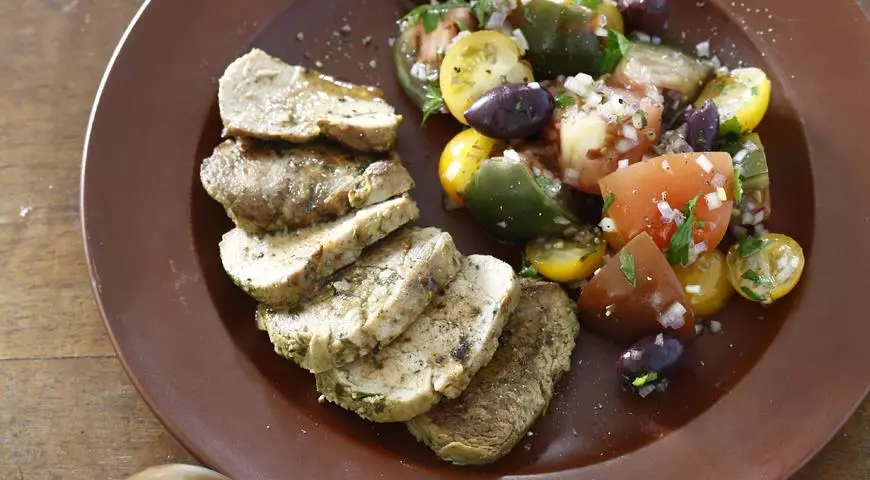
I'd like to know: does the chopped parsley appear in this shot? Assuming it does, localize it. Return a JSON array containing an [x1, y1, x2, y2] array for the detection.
[[554, 93, 576, 109], [738, 235, 769, 258], [518, 252, 541, 279], [514, 100, 525, 112], [720, 117, 742, 142], [733, 166, 743, 203], [421, 83, 445, 125], [602, 192, 616, 214], [592, 28, 630, 76], [619, 248, 636, 288], [751, 85, 760, 96], [631, 371, 659, 387], [471, 0, 494, 27], [741, 286, 769, 302], [742, 268, 775, 289], [715, 81, 727, 94], [665, 196, 700, 266], [636, 109, 648, 128], [535, 175, 554, 190], [403, 0, 470, 33]]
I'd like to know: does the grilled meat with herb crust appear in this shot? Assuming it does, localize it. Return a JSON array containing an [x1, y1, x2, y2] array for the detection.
[[201, 138, 414, 234], [219, 195, 418, 306], [315, 255, 520, 423], [219, 49, 402, 152], [406, 279, 579, 465], [257, 228, 462, 373]]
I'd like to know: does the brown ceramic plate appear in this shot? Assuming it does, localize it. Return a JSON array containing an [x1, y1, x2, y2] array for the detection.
[[82, 0, 870, 478]]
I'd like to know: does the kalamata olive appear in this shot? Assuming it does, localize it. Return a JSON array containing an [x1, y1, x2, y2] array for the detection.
[[463, 83, 555, 140], [617, 0, 669, 37], [673, 98, 719, 151], [616, 333, 684, 398]]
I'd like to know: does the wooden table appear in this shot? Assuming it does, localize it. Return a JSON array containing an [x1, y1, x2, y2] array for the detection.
[[0, 1, 866, 479]]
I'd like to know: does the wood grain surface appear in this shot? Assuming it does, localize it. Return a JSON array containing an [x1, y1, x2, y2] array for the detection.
[[0, 1, 865, 479]]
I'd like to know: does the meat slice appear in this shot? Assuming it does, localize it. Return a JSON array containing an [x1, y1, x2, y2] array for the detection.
[[315, 255, 520, 423], [257, 227, 462, 373], [219, 195, 418, 306], [219, 49, 402, 152], [406, 279, 580, 465], [201, 138, 414, 234]]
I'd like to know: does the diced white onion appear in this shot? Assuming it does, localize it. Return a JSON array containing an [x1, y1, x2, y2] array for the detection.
[[657, 200, 675, 222], [744, 140, 759, 152], [563, 168, 580, 182], [622, 125, 638, 141], [733, 148, 749, 164], [655, 333, 665, 346], [553, 216, 571, 225], [661, 159, 672, 172], [658, 302, 687, 329], [634, 32, 652, 43], [695, 40, 711, 58], [618, 159, 630, 169], [503, 149, 521, 162], [410, 62, 430, 81], [599, 217, 617, 232], [696, 154, 714, 173], [528, 81, 541, 89], [485, 11, 507, 30], [709, 320, 723, 334], [704, 192, 723, 210], [685, 285, 702, 294], [732, 225, 748, 238], [595, 27, 608, 37], [496, 221, 507, 228], [693, 241, 709, 256], [755, 224, 770, 236], [752, 210, 765, 225], [716, 187, 728, 201], [511, 28, 529, 53], [712, 172, 727, 188], [652, 36, 662, 45], [585, 92, 602, 106], [742, 211, 755, 225], [599, 14, 608, 27], [616, 138, 637, 153], [564, 73, 594, 97]]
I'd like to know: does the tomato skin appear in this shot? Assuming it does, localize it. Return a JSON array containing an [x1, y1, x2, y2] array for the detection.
[[438, 129, 501, 206], [726, 233, 805, 304], [599, 152, 735, 252], [439, 31, 534, 125], [578, 232, 696, 345], [555, 87, 662, 195], [526, 233, 606, 283], [673, 250, 734, 316]]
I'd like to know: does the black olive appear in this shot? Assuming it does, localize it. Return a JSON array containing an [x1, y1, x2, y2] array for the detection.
[[617, 0, 670, 37], [616, 333, 684, 398], [672, 99, 719, 151], [463, 83, 555, 140]]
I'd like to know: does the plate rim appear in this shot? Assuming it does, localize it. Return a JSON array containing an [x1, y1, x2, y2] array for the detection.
[[81, 0, 870, 478]]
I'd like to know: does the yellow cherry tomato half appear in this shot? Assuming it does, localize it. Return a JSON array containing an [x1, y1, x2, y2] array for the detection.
[[439, 30, 535, 124], [438, 128, 501, 206], [695, 67, 771, 138], [525, 233, 607, 283], [726, 233, 805, 304], [673, 250, 734, 317]]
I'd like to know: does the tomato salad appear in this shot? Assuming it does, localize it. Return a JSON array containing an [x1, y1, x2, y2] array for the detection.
[[392, 0, 805, 398]]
